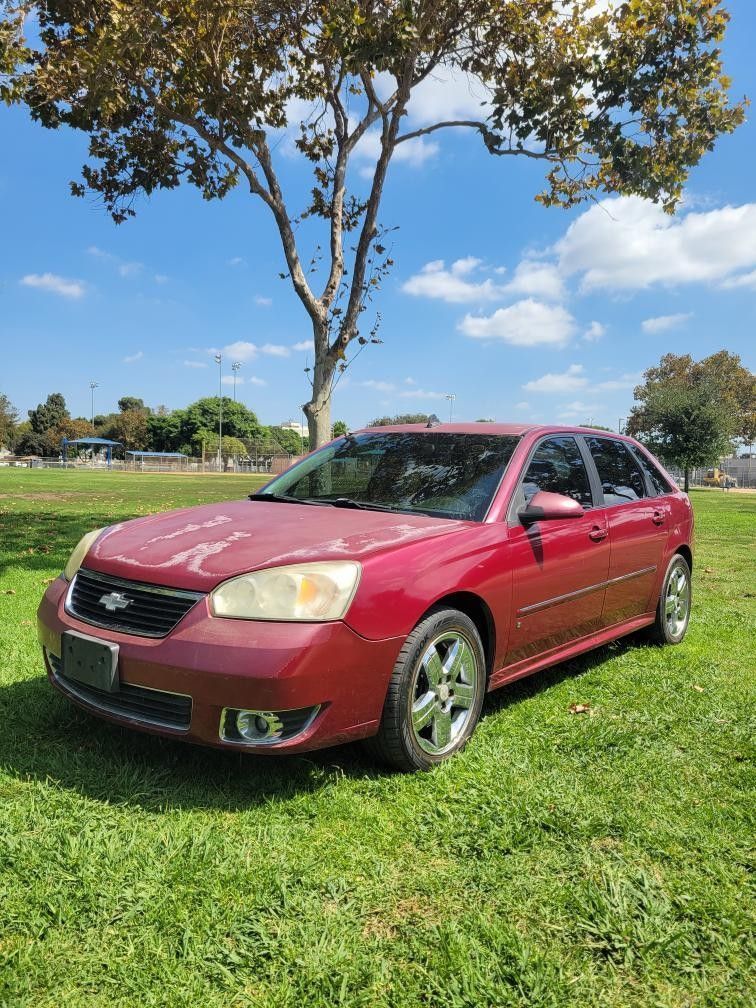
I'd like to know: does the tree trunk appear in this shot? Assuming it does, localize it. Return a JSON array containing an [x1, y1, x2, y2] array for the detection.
[[684, 467, 690, 493], [302, 322, 335, 450]]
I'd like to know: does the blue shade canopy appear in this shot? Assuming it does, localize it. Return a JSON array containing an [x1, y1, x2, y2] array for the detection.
[[62, 437, 122, 446], [125, 451, 187, 457]]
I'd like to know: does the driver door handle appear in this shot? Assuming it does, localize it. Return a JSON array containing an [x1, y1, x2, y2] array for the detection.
[[652, 509, 666, 525], [588, 526, 608, 542]]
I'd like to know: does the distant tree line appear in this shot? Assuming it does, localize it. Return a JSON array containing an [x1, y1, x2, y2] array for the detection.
[[0, 392, 342, 459]]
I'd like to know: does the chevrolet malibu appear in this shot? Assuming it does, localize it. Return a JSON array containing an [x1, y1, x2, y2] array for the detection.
[[38, 423, 693, 771]]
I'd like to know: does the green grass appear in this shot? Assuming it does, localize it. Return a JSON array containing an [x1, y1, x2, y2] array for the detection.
[[0, 468, 754, 1008]]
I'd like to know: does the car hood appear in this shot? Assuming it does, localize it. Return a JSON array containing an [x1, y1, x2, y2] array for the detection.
[[83, 499, 470, 592]]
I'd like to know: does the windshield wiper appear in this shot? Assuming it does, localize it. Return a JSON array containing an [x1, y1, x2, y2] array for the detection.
[[316, 497, 401, 512], [248, 492, 325, 506]]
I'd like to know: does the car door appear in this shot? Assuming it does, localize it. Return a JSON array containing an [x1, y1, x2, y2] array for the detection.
[[582, 436, 670, 626], [505, 436, 610, 666]]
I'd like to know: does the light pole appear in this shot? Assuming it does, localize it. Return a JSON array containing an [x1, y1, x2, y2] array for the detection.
[[231, 361, 242, 402], [618, 417, 626, 434], [214, 353, 222, 468], [445, 393, 456, 423], [89, 381, 99, 434]]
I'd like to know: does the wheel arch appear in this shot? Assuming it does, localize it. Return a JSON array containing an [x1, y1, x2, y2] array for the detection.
[[420, 591, 496, 679], [674, 543, 693, 571]]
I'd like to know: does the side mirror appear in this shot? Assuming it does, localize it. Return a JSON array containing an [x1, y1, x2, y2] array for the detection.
[[518, 490, 585, 524]]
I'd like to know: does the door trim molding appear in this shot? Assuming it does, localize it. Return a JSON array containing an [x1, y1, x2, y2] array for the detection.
[[517, 565, 657, 617]]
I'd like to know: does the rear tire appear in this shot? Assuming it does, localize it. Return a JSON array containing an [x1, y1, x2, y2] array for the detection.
[[363, 608, 486, 772], [647, 554, 691, 645]]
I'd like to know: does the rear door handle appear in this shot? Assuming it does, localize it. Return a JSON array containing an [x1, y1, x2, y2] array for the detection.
[[588, 526, 608, 542], [652, 510, 666, 526]]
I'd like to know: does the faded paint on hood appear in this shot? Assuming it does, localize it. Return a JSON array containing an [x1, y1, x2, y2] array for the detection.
[[83, 499, 469, 591]]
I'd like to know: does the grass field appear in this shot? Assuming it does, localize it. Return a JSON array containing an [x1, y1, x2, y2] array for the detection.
[[0, 468, 754, 1007]]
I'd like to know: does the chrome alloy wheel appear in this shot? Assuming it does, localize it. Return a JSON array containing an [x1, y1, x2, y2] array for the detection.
[[664, 564, 691, 637], [410, 631, 480, 756]]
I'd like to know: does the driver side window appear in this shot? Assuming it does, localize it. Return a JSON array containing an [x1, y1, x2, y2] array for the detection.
[[521, 437, 593, 508]]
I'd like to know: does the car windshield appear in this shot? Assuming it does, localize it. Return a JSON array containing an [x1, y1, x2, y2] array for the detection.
[[261, 431, 520, 521]]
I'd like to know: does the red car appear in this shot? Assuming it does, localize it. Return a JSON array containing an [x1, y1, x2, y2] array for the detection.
[[38, 423, 693, 771]]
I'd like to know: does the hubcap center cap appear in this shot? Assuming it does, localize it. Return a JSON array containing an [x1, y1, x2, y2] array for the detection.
[[437, 683, 450, 702]]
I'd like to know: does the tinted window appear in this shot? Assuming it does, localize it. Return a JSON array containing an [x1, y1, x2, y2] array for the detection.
[[265, 432, 520, 521], [521, 437, 593, 508], [629, 446, 674, 496], [586, 437, 646, 506]]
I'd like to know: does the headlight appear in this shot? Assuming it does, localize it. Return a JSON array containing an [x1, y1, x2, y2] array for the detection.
[[210, 561, 361, 622], [63, 528, 105, 581]]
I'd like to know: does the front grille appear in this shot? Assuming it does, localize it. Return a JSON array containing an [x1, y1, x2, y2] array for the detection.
[[47, 651, 192, 731], [66, 568, 203, 638]]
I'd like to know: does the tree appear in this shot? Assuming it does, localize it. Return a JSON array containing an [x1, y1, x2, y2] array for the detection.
[[112, 408, 150, 450], [2, 2, 744, 448], [182, 398, 261, 445], [0, 393, 18, 449], [369, 413, 430, 427], [28, 392, 69, 436], [117, 396, 147, 414], [332, 420, 349, 438], [626, 352, 753, 492]]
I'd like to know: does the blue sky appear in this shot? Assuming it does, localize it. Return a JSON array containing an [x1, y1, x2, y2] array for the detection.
[[2, 1, 755, 432]]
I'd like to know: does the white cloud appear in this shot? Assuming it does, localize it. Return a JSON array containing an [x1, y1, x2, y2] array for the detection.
[[255, 295, 272, 306], [123, 351, 143, 364], [583, 321, 606, 342], [358, 379, 444, 401], [357, 131, 438, 177], [505, 260, 564, 301], [720, 269, 756, 290], [460, 299, 576, 347], [87, 245, 144, 278], [292, 340, 311, 351], [523, 364, 587, 394], [641, 313, 692, 334], [184, 360, 208, 369], [398, 388, 446, 400], [221, 375, 240, 386], [556, 196, 756, 291], [20, 273, 85, 299], [154, 274, 169, 284], [557, 400, 604, 420], [261, 343, 290, 357], [360, 380, 396, 393], [403, 258, 505, 303], [118, 260, 143, 277], [404, 67, 491, 127], [248, 376, 267, 386], [227, 256, 245, 266], [214, 341, 257, 361], [595, 372, 641, 391]]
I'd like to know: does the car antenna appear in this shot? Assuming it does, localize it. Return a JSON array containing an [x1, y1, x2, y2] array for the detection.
[[426, 414, 442, 428]]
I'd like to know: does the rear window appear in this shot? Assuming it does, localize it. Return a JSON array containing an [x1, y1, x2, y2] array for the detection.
[[629, 446, 675, 496], [585, 437, 646, 507]]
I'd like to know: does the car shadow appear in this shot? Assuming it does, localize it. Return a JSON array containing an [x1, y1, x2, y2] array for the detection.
[[0, 634, 652, 812]]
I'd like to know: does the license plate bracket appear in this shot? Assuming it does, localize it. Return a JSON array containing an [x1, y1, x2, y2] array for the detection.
[[62, 631, 119, 693]]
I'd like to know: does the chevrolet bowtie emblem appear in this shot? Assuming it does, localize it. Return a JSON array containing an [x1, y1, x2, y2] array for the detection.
[[98, 591, 132, 612]]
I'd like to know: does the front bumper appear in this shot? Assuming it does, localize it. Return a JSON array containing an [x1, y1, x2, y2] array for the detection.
[[37, 576, 403, 753]]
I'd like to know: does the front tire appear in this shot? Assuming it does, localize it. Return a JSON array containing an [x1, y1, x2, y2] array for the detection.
[[648, 554, 692, 645], [364, 608, 486, 772]]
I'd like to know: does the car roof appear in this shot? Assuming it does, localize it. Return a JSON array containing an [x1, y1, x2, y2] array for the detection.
[[355, 422, 635, 441]]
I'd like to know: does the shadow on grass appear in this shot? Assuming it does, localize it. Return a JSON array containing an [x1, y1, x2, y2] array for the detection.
[[0, 510, 136, 577], [0, 634, 652, 813]]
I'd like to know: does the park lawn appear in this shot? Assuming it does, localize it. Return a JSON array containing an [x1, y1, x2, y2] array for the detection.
[[0, 468, 754, 1008]]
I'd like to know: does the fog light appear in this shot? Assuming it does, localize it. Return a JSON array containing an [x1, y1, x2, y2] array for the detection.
[[236, 709, 284, 742]]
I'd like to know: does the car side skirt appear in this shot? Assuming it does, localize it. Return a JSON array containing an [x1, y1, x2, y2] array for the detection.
[[488, 612, 656, 691]]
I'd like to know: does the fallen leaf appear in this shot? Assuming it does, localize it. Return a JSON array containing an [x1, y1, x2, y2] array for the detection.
[[692, 684, 705, 693], [4, 589, 15, 595], [569, 703, 592, 714], [703, 567, 714, 574]]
